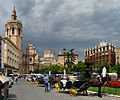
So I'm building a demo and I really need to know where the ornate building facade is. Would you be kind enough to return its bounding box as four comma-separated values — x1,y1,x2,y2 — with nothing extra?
0,36,2,71
57,50,78,66
85,41,116,71
5,7,23,73
40,50,57,69
22,43,40,73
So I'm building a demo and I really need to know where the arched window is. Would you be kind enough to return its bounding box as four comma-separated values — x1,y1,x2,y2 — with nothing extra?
30,58,32,62
12,27,14,34
18,29,20,35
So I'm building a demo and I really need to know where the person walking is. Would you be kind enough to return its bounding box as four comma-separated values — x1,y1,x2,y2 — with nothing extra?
49,75,53,90
43,74,49,92
15,76,18,84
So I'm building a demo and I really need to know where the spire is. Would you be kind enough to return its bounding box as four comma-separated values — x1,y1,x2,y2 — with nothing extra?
11,6,17,20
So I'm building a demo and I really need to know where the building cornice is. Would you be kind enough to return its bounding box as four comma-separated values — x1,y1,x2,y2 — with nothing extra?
3,37,18,50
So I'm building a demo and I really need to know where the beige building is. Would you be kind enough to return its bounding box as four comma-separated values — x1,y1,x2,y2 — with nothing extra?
4,37,19,76
116,48,120,65
22,52,28,74
0,36,2,71
22,43,40,73
40,50,57,69
57,50,78,66
5,7,23,73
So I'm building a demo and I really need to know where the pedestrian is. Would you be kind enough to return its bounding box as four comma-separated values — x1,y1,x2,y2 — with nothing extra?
48,75,53,90
15,76,18,84
43,74,49,92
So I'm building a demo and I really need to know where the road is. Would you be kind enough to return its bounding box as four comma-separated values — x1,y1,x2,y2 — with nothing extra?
7,79,119,100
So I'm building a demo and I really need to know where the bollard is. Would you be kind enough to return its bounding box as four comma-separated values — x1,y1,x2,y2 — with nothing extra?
35,80,38,87
30,79,32,84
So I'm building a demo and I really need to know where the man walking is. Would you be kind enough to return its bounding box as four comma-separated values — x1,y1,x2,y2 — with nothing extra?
43,74,49,92
15,76,18,84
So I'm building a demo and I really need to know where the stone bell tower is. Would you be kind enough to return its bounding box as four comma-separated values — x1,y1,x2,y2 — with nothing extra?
5,7,23,73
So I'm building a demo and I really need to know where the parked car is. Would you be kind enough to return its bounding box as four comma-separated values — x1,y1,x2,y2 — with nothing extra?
7,77,14,88
0,75,9,99
26,76,32,82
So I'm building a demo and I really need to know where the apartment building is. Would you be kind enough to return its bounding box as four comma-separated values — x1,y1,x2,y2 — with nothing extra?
85,41,116,70
116,48,120,65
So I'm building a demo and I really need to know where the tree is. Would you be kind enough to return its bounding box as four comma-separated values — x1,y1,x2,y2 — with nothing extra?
109,64,120,74
58,66,64,73
66,49,76,70
48,65,60,74
82,62,93,79
73,62,86,72
33,68,39,73
97,62,110,74
84,62,93,73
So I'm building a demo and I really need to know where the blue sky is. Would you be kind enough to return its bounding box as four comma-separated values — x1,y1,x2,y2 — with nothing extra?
0,0,120,60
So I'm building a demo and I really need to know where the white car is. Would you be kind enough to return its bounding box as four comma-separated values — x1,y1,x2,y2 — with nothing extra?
26,76,32,82
7,77,14,88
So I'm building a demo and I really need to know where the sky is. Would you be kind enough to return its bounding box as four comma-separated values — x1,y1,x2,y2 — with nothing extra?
0,0,120,60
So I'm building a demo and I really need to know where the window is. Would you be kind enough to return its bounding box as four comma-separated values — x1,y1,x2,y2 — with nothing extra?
7,29,8,35
12,27,14,34
103,47,105,51
107,46,109,50
30,58,32,62
97,49,98,52
117,57,119,60
18,29,20,35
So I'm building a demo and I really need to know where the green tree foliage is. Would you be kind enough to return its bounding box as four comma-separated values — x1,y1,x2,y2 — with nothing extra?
72,61,86,72
58,66,64,73
97,62,110,74
33,67,49,74
109,64,120,74
82,62,93,79
33,68,39,73
48,65,60,74
84,62,93,73
66,49,76,69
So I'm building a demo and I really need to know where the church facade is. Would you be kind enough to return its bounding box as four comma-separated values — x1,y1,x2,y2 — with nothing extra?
22,43,40,73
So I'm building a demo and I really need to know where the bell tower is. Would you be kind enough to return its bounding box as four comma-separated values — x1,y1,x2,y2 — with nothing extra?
5,7,23,73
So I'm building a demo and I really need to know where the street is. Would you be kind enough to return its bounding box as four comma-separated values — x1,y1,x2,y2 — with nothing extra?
7,79,119,100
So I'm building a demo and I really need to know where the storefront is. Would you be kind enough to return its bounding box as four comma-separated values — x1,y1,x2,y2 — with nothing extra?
4,64,19,76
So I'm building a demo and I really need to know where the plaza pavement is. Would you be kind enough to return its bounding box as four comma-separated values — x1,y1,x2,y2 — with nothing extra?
7,79,120,100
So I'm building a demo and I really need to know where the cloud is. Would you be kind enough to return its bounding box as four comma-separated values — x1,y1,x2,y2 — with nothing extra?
0,0,120,60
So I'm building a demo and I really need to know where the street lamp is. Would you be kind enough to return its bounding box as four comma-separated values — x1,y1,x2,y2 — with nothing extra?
0,36,5,74
63,48,66,78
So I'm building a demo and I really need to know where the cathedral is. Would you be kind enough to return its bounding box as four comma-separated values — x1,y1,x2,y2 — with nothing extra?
4,7,23,74
22,43,40,74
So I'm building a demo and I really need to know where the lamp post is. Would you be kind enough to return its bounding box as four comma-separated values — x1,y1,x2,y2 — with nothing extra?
0,36,5,74
63,48,66,78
